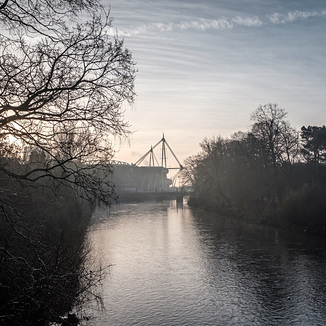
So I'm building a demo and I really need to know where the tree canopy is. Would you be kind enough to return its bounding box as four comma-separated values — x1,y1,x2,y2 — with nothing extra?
301,125,326,165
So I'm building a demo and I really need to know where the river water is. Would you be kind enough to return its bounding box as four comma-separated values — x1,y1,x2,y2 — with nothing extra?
82,200,326,325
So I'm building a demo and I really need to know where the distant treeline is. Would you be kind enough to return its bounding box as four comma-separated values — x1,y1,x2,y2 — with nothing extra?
184,104,326,234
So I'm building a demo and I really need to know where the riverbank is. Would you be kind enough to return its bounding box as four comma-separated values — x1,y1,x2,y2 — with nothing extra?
187,184,326,236
0,180,96,326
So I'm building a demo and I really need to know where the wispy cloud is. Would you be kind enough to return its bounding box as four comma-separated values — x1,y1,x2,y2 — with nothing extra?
267,10,326,24
113,9,326,37
116,16,263,36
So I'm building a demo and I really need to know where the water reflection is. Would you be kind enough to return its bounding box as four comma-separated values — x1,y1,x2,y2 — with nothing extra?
83,201,326,325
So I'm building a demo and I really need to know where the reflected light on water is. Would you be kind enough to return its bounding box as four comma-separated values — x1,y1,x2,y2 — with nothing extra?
82,201,326,326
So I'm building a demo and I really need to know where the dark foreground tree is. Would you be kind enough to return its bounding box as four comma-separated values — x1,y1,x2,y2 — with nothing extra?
0,0,136,203
0,1,136,324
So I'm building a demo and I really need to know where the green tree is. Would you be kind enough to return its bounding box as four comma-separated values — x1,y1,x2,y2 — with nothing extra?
300,125,326,184
301,125,326,166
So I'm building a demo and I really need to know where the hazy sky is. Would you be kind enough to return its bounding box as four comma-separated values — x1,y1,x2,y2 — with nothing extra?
104,0,326,168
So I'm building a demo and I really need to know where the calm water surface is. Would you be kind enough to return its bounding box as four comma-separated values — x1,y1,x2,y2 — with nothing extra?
82,200,326,325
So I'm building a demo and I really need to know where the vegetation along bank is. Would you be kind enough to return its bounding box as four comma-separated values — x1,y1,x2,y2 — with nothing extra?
184,104,326,235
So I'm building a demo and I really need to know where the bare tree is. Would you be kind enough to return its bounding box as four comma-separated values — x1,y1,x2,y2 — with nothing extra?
250,104,287,167
0,0,136,204
199,137,232,206
0,2,136,324
250,103,299,201
0,0,101,33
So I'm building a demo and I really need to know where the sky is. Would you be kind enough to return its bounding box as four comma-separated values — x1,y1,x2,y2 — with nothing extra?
103,0,326,168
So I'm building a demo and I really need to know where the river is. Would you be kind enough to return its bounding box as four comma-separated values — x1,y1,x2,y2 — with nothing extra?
82,200,326,325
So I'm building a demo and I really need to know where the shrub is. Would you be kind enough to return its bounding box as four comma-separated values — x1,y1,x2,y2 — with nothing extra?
279,184,326,233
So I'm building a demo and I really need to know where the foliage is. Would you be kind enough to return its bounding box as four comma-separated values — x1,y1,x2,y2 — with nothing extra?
279,184,326,234
301,125,326,166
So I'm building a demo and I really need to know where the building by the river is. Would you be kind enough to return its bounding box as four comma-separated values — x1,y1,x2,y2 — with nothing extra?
112,162,172,193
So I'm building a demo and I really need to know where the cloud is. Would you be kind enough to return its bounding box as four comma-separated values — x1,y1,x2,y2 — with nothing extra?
177,18,234,31
267,10,326,24
117,16,263,36
232,16,263,27
116,9,326,37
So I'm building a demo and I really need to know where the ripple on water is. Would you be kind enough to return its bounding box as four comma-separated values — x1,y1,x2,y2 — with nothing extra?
83,202,326,326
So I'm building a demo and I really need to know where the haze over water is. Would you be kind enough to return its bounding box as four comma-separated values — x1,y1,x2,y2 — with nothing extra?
83,201,326,325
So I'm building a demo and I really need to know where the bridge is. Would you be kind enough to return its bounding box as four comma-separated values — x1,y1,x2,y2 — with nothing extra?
112,135,188,202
